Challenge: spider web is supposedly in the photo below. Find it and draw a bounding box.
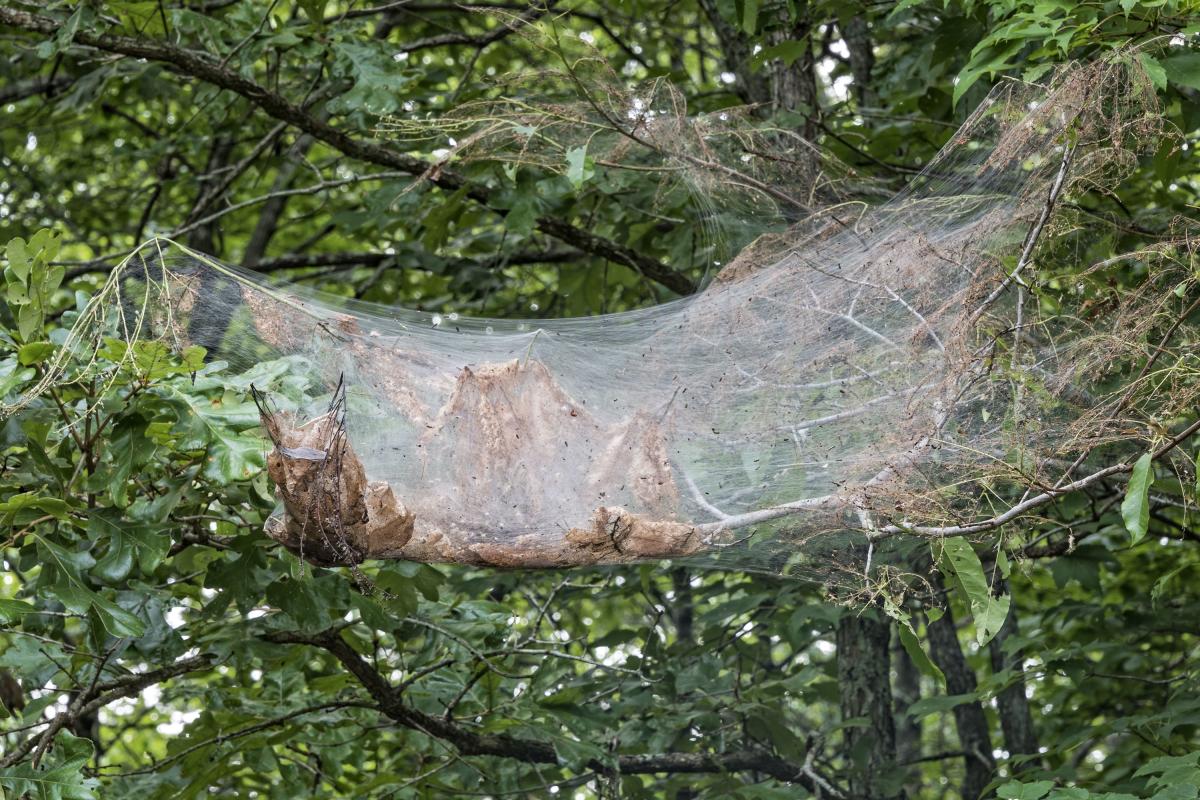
[12,55,1191,590]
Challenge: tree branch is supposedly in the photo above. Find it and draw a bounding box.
[392,0,559,53]
[79,653,215,718]
[102,700,373,777]
[0,654,214,769]
[262,628,820,790]
[185,121,289,224]
[253,247,582,273]
[873,413,1200,539]
[0,74,73,104]
[0,6,694,295]
[242,133,317,266]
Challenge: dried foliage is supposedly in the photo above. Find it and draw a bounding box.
[8,53,1197,593]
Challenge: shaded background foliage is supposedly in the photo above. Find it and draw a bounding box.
[1,1,1199,798]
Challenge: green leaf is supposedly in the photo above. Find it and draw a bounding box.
[265,577,333,631]
[17,341,54,366]
[566,146,595,189]
[54,581,145,638]
[0,491,70,520]
[89,511,169,582]
[124,526,169,574]
[897,622,946,689]
[1164,52,1200,91]
[1151,561,1191,607]
[1135,752,1200,783]
[327,41,414,115]
[0,362,34,399]
[421,188,468,250]
[107,417,157,507]
[886,0,927,18]
[297,0,327,24]
[27,229,61,264]
[37,536,144,637]
[999,781,1055,800]
[752,40,809,68]
[503,193,541,236]
[953,65,990,107]
[1121,452,1152,545]
[553,735,608,771]
[18,303,41,342]
[5,237,30,283]
[5,229,62,342]
[880,595,945,688]
[204,426,266,484]
[352,594,393,631]
[35,4,89,60]
[93,529,135,583]
[0,732,99,799]
[741,0,759,34]
[1139,53,1169,91]
[374,569,419,616]
[903,693,977,719]
[745,706,806,760]
[1049,543,1109,590]
[939,537,1010,646]
[0,598,36,622]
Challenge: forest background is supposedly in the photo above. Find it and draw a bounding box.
[1,1,1200,798]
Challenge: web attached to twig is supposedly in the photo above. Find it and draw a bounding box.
[13,56,1195,588]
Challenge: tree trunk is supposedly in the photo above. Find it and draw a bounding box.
[841,14,875,108]
[763,8,819,139]
[697,0,770,107]
[698,1,819,137]
[893,627,923,792]
[671,567,694,644]
[242,133,316,266]
[186,134,233,255]
[183,134,241,349]
[925,571,996,799]
[837,611,903,800]
[989,577,1040,766]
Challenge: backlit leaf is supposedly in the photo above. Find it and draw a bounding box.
[1121,452,1152,545]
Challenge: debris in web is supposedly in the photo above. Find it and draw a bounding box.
[9,52,1199,593]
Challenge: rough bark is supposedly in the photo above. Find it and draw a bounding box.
[989,577,1040,766]
[841,14,875,108]
[671,567,695,644]
[697,0,770,106]
[697,1,820,142]
[925,571,996,799]
[837,611,903,800]
[892,627,922,789]
[763,7,819,139]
